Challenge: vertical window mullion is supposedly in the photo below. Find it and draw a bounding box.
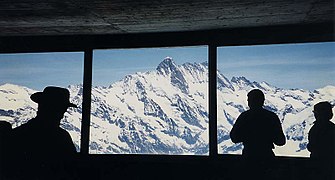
[208,45,218,157]
[80,49,93,154]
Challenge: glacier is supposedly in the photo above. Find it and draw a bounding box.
[0,57,334,157]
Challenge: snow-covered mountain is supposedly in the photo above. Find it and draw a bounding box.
[1,57,334,157]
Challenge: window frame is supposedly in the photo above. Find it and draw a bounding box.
[0,23,333,160]
[0,51,85,152]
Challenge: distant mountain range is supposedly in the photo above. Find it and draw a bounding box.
[1,57,334,157]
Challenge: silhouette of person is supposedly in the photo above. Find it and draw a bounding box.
[0,121,12,155]
[307,101,335,179]
[0,121,12,179]
[230,89,286,158]
[10,86,78,179]
[230,89,286,179]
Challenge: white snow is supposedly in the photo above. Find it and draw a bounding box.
[1,59,334,158]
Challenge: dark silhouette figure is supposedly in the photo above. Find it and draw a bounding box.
[0,121,12,179]
[0,121,12,155]
[230,89,286,179]
[230,89,286,158]
[307,101,335,179]
[9,86,78,179]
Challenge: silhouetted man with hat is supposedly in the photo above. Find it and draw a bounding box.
[10,86,78,179]
[230,89,286,179]
[307,101,335,179]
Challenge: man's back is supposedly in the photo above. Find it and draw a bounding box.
[230,108,285,158]
[308,121,335,160]
[8,117,77,179]
[5,86,78,179]
[12,117,76,161]
[307,101,335,180]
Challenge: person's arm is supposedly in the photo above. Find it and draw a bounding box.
[58,129,77,156]
[307,127,314,152]
[230,113,246,143]
[272,114,286,146]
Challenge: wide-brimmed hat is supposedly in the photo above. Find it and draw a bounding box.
[30,86,77,108]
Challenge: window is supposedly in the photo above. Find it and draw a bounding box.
[1,40,333,158]
[0,52,84,152]
[217,42,335,157]
[90,46,209,155]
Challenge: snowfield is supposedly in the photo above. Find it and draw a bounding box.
[1,57,334,157]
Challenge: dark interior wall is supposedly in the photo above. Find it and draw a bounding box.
[71,155,316,180]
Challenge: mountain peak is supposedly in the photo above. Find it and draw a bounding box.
[0,83,36,95]
[160,57,175,66]
[164,56,173,61]
[0,83,24,89]
[231,76,255,90]
[231,76,251,84]
[156,57,189,94]
[156,57,178,75]
[217,73,234,91]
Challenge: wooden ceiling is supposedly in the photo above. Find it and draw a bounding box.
[1,0,334,36]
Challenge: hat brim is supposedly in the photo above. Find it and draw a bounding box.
[30,92,43,103]
[30,92,77,108]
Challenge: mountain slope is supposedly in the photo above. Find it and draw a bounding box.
[1,57,334,157]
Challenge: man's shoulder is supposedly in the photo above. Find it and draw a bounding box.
[327,121,335,132]
[243,108,276,115]
[57,127,70,134]
[238,110,250,118]
[330,121,335,127]
[56,127,73,140]
[262,108,278,117]
[12,120,34,133]
[240,110,249,115]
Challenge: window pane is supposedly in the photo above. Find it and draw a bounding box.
[217,42,335,157]
[90,46,209,155]
[0,52,84,152]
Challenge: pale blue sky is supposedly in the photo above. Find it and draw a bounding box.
[93,46,208,86]
[218,42,335,90]
[0,42,334,90]
[0,52,84,91]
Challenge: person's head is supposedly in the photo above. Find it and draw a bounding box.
[30,86,77,124]
[313,101,333,122]
[247,89,265,109]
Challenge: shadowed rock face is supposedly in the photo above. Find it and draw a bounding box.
[0,58,334,156]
